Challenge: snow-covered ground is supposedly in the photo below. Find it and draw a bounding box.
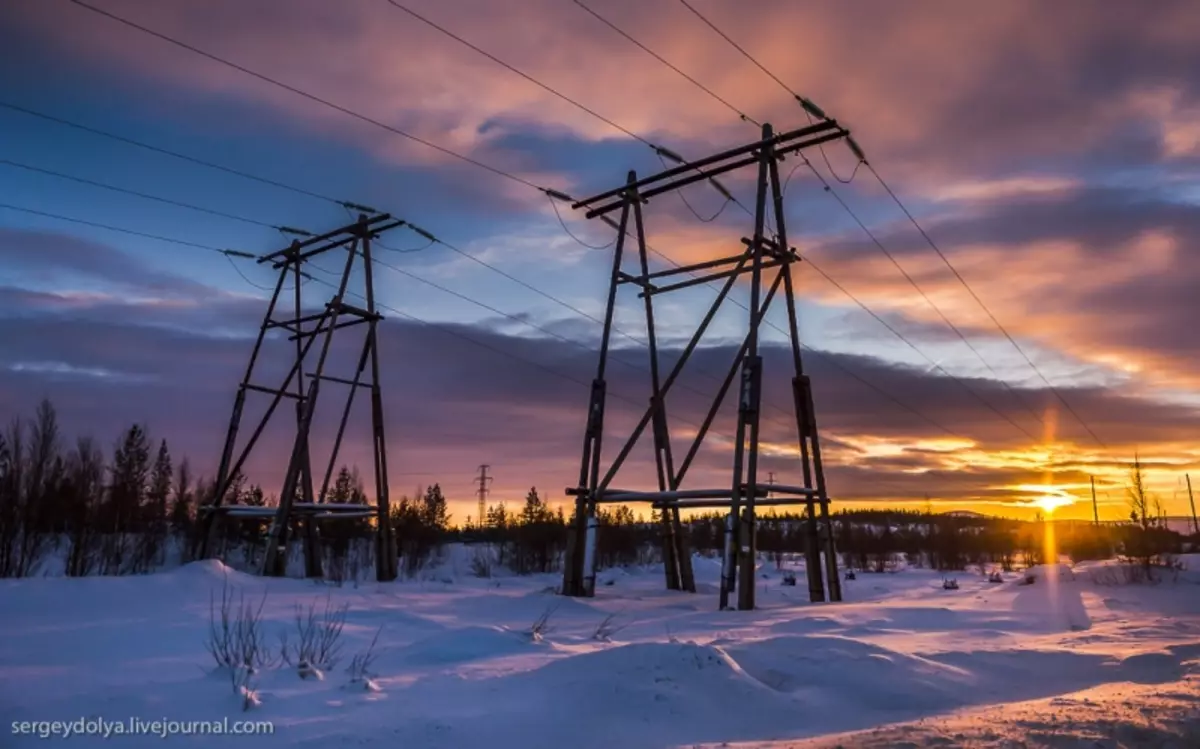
[2,550,1198,748]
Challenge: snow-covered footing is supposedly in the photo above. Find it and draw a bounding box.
[1,552,1198,747]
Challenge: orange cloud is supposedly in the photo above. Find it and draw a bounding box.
[11,0,1200,194]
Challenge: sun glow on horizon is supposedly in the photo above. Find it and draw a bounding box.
[1034,493,1075,514]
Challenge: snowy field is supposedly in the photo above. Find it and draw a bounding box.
[2,550,1199,748]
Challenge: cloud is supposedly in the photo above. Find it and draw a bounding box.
[0,228,220,300]
[5,1,1200,520]
[789,185,1200,397]
[2,251,1197,521]
[9,0,1200,193]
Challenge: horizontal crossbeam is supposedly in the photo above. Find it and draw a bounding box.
[585,131,846,217]
[573,120,845,209]
[641,253,747,282]
[259,213,396,263]
[242,383,303,400]
[306,372,374,389]
[287,220,406,266]
[642,258,786,297]
[572,483,818,503]
[287,316,370,341]
[651,497,831,510]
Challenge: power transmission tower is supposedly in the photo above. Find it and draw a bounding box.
[476,464,493,528]
[196,213,402,582]
[560,120,850,609]
[1090,475,1099,525]
[1187,473,1198,535]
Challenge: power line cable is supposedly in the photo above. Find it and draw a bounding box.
[224,253,312,291]
[0,99,342,205]
[378,0,735,224]
[2,94,873,442]
[0,190,959,480]
[578,0,1055,445]
[670,0,1107,449]
[0,201,305,292]
[0,145,803,443]
[863,163,1106,447]
[302,262,730,439]
[570,0,759,126]
[547,195,616,250]
[0,201,243,256]
[48,2,970,443]
[796,155,1048,434]
[64,0,546,191]
[0,157,280,229]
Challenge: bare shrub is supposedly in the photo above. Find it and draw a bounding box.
[529,604,558,642]
[282,595,348,676]
[1089,559,1183,586]
[227,664,261,710]
[469,547,494,578]
[204,579,275,672]
[347,625,384,690]
[592,612,628,642]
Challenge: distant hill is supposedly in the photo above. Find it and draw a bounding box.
[942,510,988,518]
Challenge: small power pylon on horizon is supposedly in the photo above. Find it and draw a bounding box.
[476,464,493,529]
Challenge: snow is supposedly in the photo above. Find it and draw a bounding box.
[2,551,1198,748]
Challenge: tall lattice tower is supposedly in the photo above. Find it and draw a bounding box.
[196,213,402,581]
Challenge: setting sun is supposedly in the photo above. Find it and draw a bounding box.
[1034,494,1074,514]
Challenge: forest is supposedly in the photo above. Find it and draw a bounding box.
[0,399,1192,580]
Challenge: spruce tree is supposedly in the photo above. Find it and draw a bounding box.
[422,484,449,531]
[105,424,150,574]
[144,439,172,567]
[170,458,192,537]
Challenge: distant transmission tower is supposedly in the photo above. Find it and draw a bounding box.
[475,464,493,528]
[196,213,402,581]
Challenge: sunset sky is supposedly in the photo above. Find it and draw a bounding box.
[2,0,1199,523]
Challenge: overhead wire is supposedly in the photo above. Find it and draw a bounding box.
[547,195,616,250]
[0,99,342,205]
[64,0,546,191]
[0,163,952,489]
[572,0,1053,444]
[224,253,311,292]
[0,201,241,256]
[673,0,855,184]
[670,0,1108,449]
[52,0,969,444]
[565,0,969,442]
[301,260,733,443]
[864,164,1108,448]
[0,157,281,230]
[795,155,1046,438]
[0,143,810,448]
[378,0,735,226]
[570,0,759,127]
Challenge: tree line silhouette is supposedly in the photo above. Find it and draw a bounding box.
[0,399,1191,579]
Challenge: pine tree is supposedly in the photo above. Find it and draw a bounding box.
[486,501,509,529]
[330,466,355,504]
[16,399,62,576]
[421,484,449,531]
[520,486,552,525]
[104,424,150,574]
[170,457,192,537]
[143,439,172,568]
[243,484,266,506]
